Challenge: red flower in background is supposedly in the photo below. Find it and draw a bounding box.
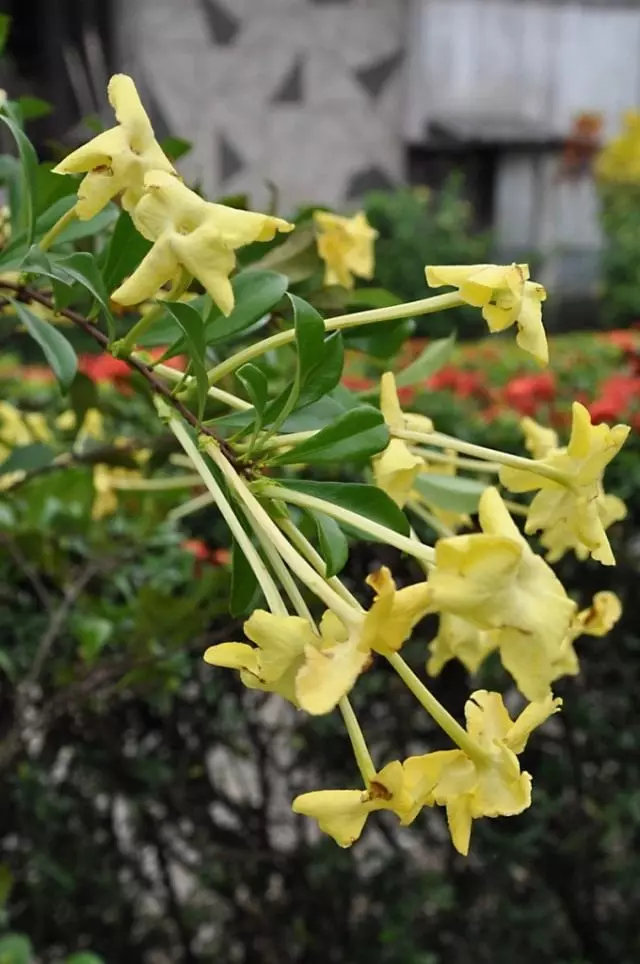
[80,349,186,392]
[503,372,556,415]
[182,539,231,576]
[428,366,482,398]
[589,374,640,424]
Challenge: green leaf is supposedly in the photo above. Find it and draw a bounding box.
[206,270,288,346]
[280,480,410,537]
[253,223,322,283]
[69,373,99,434]
[346,318,415,360]
[0,864,13,907]
[297,330,344,411]
[0,934,32,964]
[0,14,10,54]
[0,105,38,246]
[160,135,192,161]
[9,299,77,390]
[345,288,402,309]
[17,95,53,121]
[413,473,488,513]
[236,364,268,438]
[162,302,208,419]
[395,335,456,388]
[310,511,349,577]
[0,442,56,477]
[291,294,326,381]
[23,249,116,340]
[73,616,114,665]
[102,210,153,292]
[65,955,104,964]
[272,406,388,465]
[230,537,261,618]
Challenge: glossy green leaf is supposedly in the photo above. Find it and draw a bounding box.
[296,330,344,410]
[310,511,349,577]
[236,363,268,438]
[0,442,56,477]
[17,95,53,120]
[395,335,456,388]
[162,302,208,419]
[0,864,13,906]
[291,294,326,382]
[273,406,388,465]
[413,473,488,513]
[23,249,116,341]
[345,288,402,309]
[206,270,289,345]
[102,210,153,292]
[159,135,192,161]
[0,105,38,246]
[346,318,415,360]
[9,299,77,391]
[281,480,410,537]
[0,14,10,54]
[230,536,261,618]
[0,934,32,964]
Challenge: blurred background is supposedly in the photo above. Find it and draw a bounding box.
[1,1,640,963]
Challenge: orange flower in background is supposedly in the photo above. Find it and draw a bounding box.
[504,372,556,415]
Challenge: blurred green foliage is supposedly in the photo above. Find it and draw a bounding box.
[599,185,640,327]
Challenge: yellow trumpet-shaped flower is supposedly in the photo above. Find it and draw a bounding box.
[521,415,559,461]
[425,263,548,364]
[292,760,416,847]
[372,372,431,507]
[314,210,378,289]
[551,590,623,681]
[296,566,432,715]
[426,488,576,702]
[52,74,176,219]
[111,170,293,316]
[500,402,630,566]
[427,613,498,677]
[404,690,561,854]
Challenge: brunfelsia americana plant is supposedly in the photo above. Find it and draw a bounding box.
[0,75,629,855]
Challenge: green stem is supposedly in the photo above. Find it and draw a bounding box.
[277,516,363,610]
[204,440,360,625]
[339,697,376,784]
[409,501,456,540]
[397,429,572,489]
[410,447,501,474]
[260,485,435,565]
[149,360,253,411]
[38,206,77,251]
[113,270,192,357]
[205,292,464,386]
[108,474,202,491]
[166,410,287,615]
[387,653,489,765]
[168,491,214,521]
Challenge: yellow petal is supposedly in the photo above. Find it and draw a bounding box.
[75,168,123,220]
[379,371,404,429]
[575,590,622,637]
[111,236,179,306]
[292,790,370,847]
[521,416,559,460]
[427,614,497,676]
[373,439,424,508]
[478,486,521,541]
[244,610,317,682]
[173,230,237,316]
[295,635,369,715]
[108,73,154,153]
[203,642,261,677]
[464,690,513,745]
[504,694,562,754]
[364,567,432,654]
[446,797,473,855]
[515,282,548,365]
[497,628,557,703]
[52,127,126,174]
[208,203,293,247]
[473,748,531,817]
[402,749,460,823]
[425,264,487,293]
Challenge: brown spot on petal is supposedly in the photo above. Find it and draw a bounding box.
[93,164,113,176]
[368,781,393,801]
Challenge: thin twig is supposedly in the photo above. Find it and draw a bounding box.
[0,280,242,470]
[0,533,53,610]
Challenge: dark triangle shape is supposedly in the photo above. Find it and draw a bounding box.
[354,51,403,101]
[198,0,241,45]
[346,166,396,200]
[309,0,354,4]
[272,58,305,105]
[218,133,245,182]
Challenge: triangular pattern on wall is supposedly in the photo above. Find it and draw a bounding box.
[354,51,403,101]
[271,58,305,105]
[218,133,245,182]
[346,165,396,199]
[198,0,241,45]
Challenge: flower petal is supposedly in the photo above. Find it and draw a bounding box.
[292,790,370,847]
[295,636,370,715]
[504,694,562,754]
[111,236,178,306]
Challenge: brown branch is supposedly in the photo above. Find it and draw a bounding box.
[0,280,242,470]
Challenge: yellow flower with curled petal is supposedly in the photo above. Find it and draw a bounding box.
[372,372,427,507]
[314,210,378,289]
[500,402,630,566]
[425,263,548,364]
[292,760,415,847]
[521,415,559,460]
[551,590,622,681]
[111,170,293,316]
[427,613,498,677]
[296,566,431,715]
[52,74,176,219]
[426,487,576,702]
[404,690,561,854]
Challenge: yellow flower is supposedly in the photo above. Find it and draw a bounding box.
[521,415,559,460]
[296,567,431,715]
[92,464,142,520]
[372,372,428,507]
[500,402,630,566]
[427,613,498,677]
[404,690,561,854]
[314,210,378,289]
[111,170,293,316]
[426,488,576,702]
[292,760,415,847]
[52,74,176,219]
[56,407,104,440]
[595,111,640,184]
[551,590,622,681]
[425,263,548,364]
